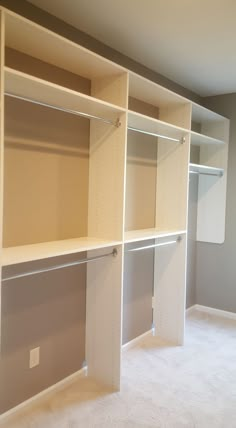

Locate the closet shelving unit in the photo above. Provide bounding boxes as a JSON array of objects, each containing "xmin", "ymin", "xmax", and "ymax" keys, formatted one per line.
[
  {"xmin": 0, "ymin": 6, "xmax": 230, "ymax": 409},
  {"xmin": 125, "ymin": 71, "xmax": 191, "ymax": 345},
  {"xmin": 0, "ymin": 8, "xmax": 129, "ymax": 391},
  {"xmin": 190, "ymin": 103, "xmax": 229, "ymax": 243}
]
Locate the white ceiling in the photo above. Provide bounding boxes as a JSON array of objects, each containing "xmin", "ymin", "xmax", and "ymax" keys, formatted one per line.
[{"xmin": 28, "ymin": 0, "xmax": 236, "ymax": 96}]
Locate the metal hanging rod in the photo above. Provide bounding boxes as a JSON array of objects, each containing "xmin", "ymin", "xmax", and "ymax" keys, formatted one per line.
[
  {"xmin": 127, "ymin": 237, "xmax": 181, "ymax": 253},
  {"xmin": 2, "ymin": 248, "xmax": 118, "ymax": 282},
  {"xmin": 189, "ymin": 170, "xmax": 223, "ymax": 177},
  {"xmin": 5, "ymin": 93, "xmax": 121, "ymax": 128},
  {"xmin": 128, "ymin": 126, "xmax": 185, "ymax": 144}
]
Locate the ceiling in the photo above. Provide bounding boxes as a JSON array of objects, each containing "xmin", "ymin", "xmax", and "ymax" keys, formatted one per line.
[{"xmin": 28, "ymin": 0, "xmax": 236, "ymax": 97}]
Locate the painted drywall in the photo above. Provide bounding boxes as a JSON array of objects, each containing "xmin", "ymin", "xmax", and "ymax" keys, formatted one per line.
[
  {"xmin": 186, "ymin": 146, "xmax": 200, "ymax": 308},
  {"xmin": 0, "ymin": 254, "xmax": 86, "ymax": 413},
  {"xmin": 123, "ymin": 241, "xmax": 154, "ymax": 345},
  {"xmin": 195, "ymin": 94, "xmax": 236, "ymax": 312},
  {"xmin": 186, "ymin": 175, "xmax": 198, "ymax": 308}
]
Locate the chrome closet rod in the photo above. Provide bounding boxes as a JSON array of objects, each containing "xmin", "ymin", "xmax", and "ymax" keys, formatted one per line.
[
  {"xmin": 5, "ymin": 92, "xmax": 121, "ymax": 128},
  {"xmin": 2, "ymin": 248, "xmax": 118, "ymax": 282},
  {"xmin": 128, "ymin": 126, "xmax": 185, "ymax": 144},
  {"xmin": 127, "ymin": 237, "xmax": 181, "ymax": 253},
  {"xmin": 189, "ymin": 170, "xmax": 223, "ymax": 177}
]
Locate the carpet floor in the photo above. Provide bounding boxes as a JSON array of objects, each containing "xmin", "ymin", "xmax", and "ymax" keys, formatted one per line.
[{"xmin": 1, "ymin": 309, "xmax": 236, "ymax": 428}]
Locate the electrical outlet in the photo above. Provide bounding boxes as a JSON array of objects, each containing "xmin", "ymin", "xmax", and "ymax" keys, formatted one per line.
[{"xmin": 29, "ymin": 347, "xmax": 40, "ymax": 369}]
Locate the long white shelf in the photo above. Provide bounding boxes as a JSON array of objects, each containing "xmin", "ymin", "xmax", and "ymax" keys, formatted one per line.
[
  {"xmin": 191, "ymin": 131, "xmax": 225, "ymax": 146},
  {"xmin": 124, "ymin": 228, "xmax": 186, "ymax": 244},
  {"xmin": 192, "ymin": 102, "xmax": 228, "ymax": 123},
  {"xmin": 189, "ymin": 163, "xmax": 224, "ymax": 177},
  {"xmin": 129, "ymin": 71, "xmax": 188, "ymax": 108},
  {"xmin": 5, "ymin": 9, "xmax": 125, "ymax": 80},
  {"xmin": 5, "ymin": 67, "xmax": 125, "ymax": 125},
  {"xmin": 2, "ymin": 237, "xmax": 122, "ymax": 266},
  {"xmin": 128, "ymin": 110, "xmax": 188, "ymax": 142}
]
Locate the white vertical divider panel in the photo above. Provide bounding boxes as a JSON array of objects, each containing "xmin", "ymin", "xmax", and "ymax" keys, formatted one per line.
[
  {"xmin": 153, "ymin": 102, "xmax": 190, "ymax": 345},
  {"xmin": 86, "ymin": 245, "xmax": 123, "ymax": 389},
  {"xmin": 0, "ymin": 10, "xmax": 5, "ymax": 349},
  {"xmin": 153, "ymin": 234, "xmax": 187, "ymax": 344},
  {"xmin": 87, "ymin": 75, "xmax": 128, "ymax": 389},
  {"xmin": 155, "ymin": 133, "xmax": 190, "ymax": 232},
  {"xmin": 88, "ymin": 110, "xmax": 127, "ymax": 242},
  {"xmin": 197, "ymin": 119, "xmax": 229, "ymax": 243},
  {"xmin": 91, "ymin": 72, "xmax": 128, "ymax": 108}
]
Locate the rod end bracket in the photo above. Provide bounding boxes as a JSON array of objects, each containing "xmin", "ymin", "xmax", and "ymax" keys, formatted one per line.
[
  {"xmin": 112, "ymin": 248, "xmax": 118, "ymax": 257},
  {"xmin": 115, "ymin": 118, "xmax": 121, "ymax": 128}
]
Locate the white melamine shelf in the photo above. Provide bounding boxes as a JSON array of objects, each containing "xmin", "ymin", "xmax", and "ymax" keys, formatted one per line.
[
  {"xmin": 191, "ymin": 102, "xmax": 227, "ymax": 123},
  {"xmin": 189, "ymin": 163, "xmax": 224, "ymax": 177},
  {"xmin": 129, "ymin": 71, "xmax": 188, "ymax": 108},
  {"xmin": 124, "ymin": 228, "xmax": 186, "ymax": 244},
  {"xmin": 128, "ymin": 110, "xmax": 188, "ymax": 141},
  {"xmin": 5, "ymin": 67, "xmax": 125, "ymax": 123},
  {"xmin": 2, "ymin": 238, "xmax": 122, "ymax": 266},
  {"xmin": 191, "ymin": 131, "xmax": 225, "ymax": 146},
  {"xmin": 4, "ymin": 9, "xmax": 125, "ymax": 80}
]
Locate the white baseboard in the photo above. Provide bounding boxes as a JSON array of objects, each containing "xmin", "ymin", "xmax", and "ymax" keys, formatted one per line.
[
  {"xmin": 122, "ymin": 329, "xmax": 153, "ymax": 352},
  {"xmin": 0, "ymin": 366, "xmax": 87, "ymax": 421},
  {"xmin": 186, "ymin": 304, "xmax": 198, "ymax": 315},
  {"xmin": 194, "ymin": 304, "xmax": 236, "ymax": 320}
]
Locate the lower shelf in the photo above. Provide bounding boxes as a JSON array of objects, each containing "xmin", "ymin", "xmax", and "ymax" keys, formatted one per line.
[
  {"xmin": 124, "ymin": 228, "xmax": 186, "ymax": 244},
  {"xmin": 189, "ymin": 163, "xmax": 224, "ymax": 177},
  {"xmin": 2, "ymin": 237, "xmax": 122, "ymax": 266}
]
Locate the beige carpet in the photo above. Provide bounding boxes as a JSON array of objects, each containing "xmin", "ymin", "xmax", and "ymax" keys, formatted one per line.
[{"xmin": 1, "ymin": 309, "xmax": 236, "ymax": 428}]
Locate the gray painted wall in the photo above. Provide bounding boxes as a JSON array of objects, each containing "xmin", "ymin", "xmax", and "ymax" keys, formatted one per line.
[
  {"xmin": 186, "ymin": 175, "xmax": 198, "ymax": 308},
  {"xmin": 123, "ymin": 242, "xmax": 154, "ymax": 345},
  {"xmin": 186, "ymin": 146, "xmax": 200, "ymax": 308},
  {"xmin": 196, "ymin": 94, "xmax": 236, "ymax": 312},
  {"xmin": 1, "ymin": 254, "xmax": 87, "ymax": 413}
]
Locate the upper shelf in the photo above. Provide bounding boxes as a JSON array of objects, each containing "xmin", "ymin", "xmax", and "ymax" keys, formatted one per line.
[
  {"xmin": 2, "ymin": 237, "xmax": 122, "ymax": 266},
  {"xmin": 124, "ymin": 228, "xmax": 187, "ymax": 244},
  {"xmin": 3, "ymin": 9, "xmax": 229, "ymax": 133},
  {"xmin": 191, "ymin": 103, "xmax": 227, "ymax": 123},
  {"xmin": 191, "ymin": 102, "xmax": 229, "ymax": 142},
  {"xmin": 129, "ymin": 72, "xmax": 188, "ymax": 108},
  {"xmin": 5, "ymin": 67, "xmax": 125, "ymax": 125},
  {"xmin": 128, "ymin": 72, "xmax": 191, "ymax": 129},
  {"xmin": 4, "ymin": 9, "xmax": 125, "ymax": 80},
  {"xmin": 190, "ymin": 131, "xmax": 225, "ymax": 146},
  {"xmin": 128, "ymin": 111, "xmax": 188, "ymax": 143}
]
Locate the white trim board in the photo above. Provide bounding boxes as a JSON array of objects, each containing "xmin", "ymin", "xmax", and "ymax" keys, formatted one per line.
[
  {"xmin": 122, "ymin": 330, "xmax": 153, "ymax": 352},
  {"xmin": 185, "ymin": 305, "xmax": 197, "ymax": 315},
  {"xmin": 186, "ymin": 304, "xmax": 236, "ymax": 320},
  {"xmin": 0, "ymin": 367, "xmax": 87, "ymax": 421},
  {"xmin": 186, "ymin": 304, "xmax": 236, "ymax": 321},
  {"xmin": 194, "ymin": 304, "xmax": 236, "ymax": 320}
]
